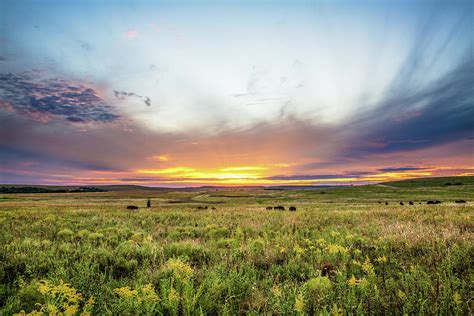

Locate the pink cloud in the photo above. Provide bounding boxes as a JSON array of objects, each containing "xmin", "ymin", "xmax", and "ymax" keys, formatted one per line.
[{"xmin": 123, "ymin": 29, "xmax": 138, "ymax": 39}]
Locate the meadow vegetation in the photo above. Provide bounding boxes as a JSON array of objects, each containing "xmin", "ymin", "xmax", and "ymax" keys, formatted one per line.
[{"xmin": 1, "ymin": 177, "xmax": 473, "ymax": 315}]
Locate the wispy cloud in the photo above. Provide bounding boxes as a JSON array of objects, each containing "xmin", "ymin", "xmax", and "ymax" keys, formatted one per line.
[{"xmin": 114, "ymin": 90, "xmax": 151, "ymax": 106}]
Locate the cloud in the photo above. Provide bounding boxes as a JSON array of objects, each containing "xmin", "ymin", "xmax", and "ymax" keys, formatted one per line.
[
  {"xmin": 265, "ymin": 172, "xmax": 372, "ymax": 181},
  {"xmin": 124, "ymin": 29, "xmax": 138, "ymax": 39},
  {"xmin": 0, "ymin": 72, "xmax": 120, "ymax": 123},
  {"xmin": 114, "ymin": 90, "xmax": 152, "ymax": 106},
  {"xmin": 344, "ymin": 59, "xmax": 474, "ymax": 157},
  {"xmin": 0, "ymin": 145, "xmax": 123, "ymax": 173},
  {"xmin": 378, "ymin": 167, "xmax": 428, "ymax": 172}
]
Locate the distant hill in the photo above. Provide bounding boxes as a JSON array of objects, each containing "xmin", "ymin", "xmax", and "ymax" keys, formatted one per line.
[
  {"xmin": 382, "ymin": 176, "xmax": 474, "ymax": 188},
  {"xmin": 1, "ymin": 176, "xmax": 472, "ymax": 193},
  {"xmin": 0, "ymin": 186, "xmax": 107, "ymax": 194}
]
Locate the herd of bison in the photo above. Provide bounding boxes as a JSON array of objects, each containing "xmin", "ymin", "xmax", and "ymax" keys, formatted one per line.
[{"xmin": 125, "ymin": 198, "xmax": 467, "ymax": 211}]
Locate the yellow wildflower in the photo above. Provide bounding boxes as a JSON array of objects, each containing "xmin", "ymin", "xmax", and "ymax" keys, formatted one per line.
[
  {"xmin": 362, "ymin": 257, "xmax": 375, "ymax": 276},
  {"xmin": 326, "ymin": 244, "xmax": 349, "ymax": 255},
  {"xmin": 453, "ymin": 291, "xmax": 461, "ymax": 306},
  {"xmin": 294, "ymin": 292, "xmax": 305, "ymax": 313},
  {"xmin": 293, "ymin": 245, "xmax": 305, "ymax": 255},
  {"xmin": 376, "ymin": 256, "xmax": 387, "ymax": 264},
  {"xmin": 113, "ymin": 286, "xmax": 138, "ymax": 298},
  {"xmin": 168, "ymin": 287, "xmax": 180, "ymax": 304},
  {"xmin": 397, "ymin": 289, "xmax": 407, "ymax": 301},
  {"xmin": 140, "ymin": 284, "xmax": 159, "ymax": 302},
  {"xmin": 347, "ymin": 275, "xmax": 360, "ymax": 287},
  {"xmin": 331, "ymin": 303, "xmax": 344, "ymax": 316},
  {"xmin": 272, "ymin": 285, "xmax": 282, "ymax": 298},
  {"xmin": 163, "ymin": 258, "xmax": 193, "ymax": 280}
]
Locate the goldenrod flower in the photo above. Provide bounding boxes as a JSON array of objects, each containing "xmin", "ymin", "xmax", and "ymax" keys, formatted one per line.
[
  {"xmin": 347, "ymin": 275, "xmax": 360, "ymax": 287},
  {"xmin": 294, "ymin": 293, "xmax": 305, "ymax": 313},
  {"xmin": 362, "ymin": 257, "xmax": 375, "ymax": 276},
  {"xmin": 376, "ymin": 256, "xmax": 387, "ymax": 264}
]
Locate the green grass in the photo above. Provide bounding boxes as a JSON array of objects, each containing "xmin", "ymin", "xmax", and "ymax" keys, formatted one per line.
[{"xmin": 1, "ymin": 177, "xmax": 473, "ymax": 315}]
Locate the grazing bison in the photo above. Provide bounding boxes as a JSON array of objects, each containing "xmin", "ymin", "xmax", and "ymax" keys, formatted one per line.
[
  {"xmin": 321, "ymin": 262, "xmax": 337, "ymax": 279},
  {"xmin": 147, "ymin": 199, "xmax": 151, "ymax": 208},
  {"xmin": 197, "ymin": 206, "xmax": 208, "ymax": 210},
  {"xmin": 265, "ymin": 206, "xmax": 273, "ymax": 210},
  {"xmin": 408, "ymin": 201, "xmax": 414, "ymax": 205},
  {"xmin": 126, "ymin": 205, "xmax": 139, "ymax": 210},
  {"xmin": 274, "ymin": 206, "xmax": 285, "ymax": 211},
  {"xmin": 211, "ymin": 207, "xmax": 216, "ymax": 210},
  {"xmin": 400, "ymin": 201, "xmax": 404, "ymax": 205},
  {"xmin": 455, "ymin": 200, "xmax": 466, "ymax": 204},
  {"xmin": 427, "ymin": 200, "xmax": 441, "ymax": 205},
  {"xmin": 385, "ymin": 202, "xmax": 389, "ymax": 205},
  {"xmin": 289, "ymin": 206, "xmax": 297, "ymax": 212}
]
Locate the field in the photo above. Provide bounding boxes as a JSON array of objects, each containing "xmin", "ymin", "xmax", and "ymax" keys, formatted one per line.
[{"xmin": 1, "ymin": 177, "xmax": 473, "ymax": 315}]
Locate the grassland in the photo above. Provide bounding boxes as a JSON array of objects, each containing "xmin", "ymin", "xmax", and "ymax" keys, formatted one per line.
[{"xmin": 1, "ymin": 176, "xmax": 473, "ymax": 315}]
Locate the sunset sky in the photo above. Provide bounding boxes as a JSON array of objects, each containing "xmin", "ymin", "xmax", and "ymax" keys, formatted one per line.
[{"xmin": 0, "ymin": 0, "xmax": 473, "ymax": 187}]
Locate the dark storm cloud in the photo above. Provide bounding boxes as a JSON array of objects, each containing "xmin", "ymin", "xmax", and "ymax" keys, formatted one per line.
[
  {"xmin": 345, "ymin": 59, "xmax": 474, "ymax": 157},
  {"xmin": 0, "ymin": 72, "xmax": 120, "ymax": 123},
  {"xmin": 114, "ymin": 90, "xmax": 152, "ymax": 106}
]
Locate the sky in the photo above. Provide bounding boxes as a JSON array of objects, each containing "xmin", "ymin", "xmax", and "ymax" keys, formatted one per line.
[{"xmin": 0, "ymin": 0, "xmax": 473, "ymax": 187}]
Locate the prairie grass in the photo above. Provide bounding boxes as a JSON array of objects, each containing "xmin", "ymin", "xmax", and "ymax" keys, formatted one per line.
[{"xmin": 1, "ymin": 178, "xmax": 473, "ymax": 314}]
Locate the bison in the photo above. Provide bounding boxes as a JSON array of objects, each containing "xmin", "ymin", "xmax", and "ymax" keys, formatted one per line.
[
  {"xmin": 385, "ymin": 202, "xmax": 389, "ymax": 205},
  {"xmin": 400, "ymin": 201, "xmax": 404, "ymax": 205},
  {"xmin": 126, "ymin": 205, "xmax": 139, "ymax": 210},
  {"xmin": 265, "ymin": 206, "xmax": 273, "ymax": 210},
  {"xmin": 289, "ymin": 206, "xmax": 297, "ymax": 212},
  {"xmin": 408, "ymin": 201, "xmax": 414, "ymax": 205},
  {"xmin": 197, "ymin": 206, "xmax": 208, "ymax": 210},
  {"xmin": 455, "ymin": 200, "xmax": 466, "ymax": 204},
  {"xmin": 427, "ymin": 200, "xmax": 441, "ymax": 205},
  {"xmin": 274, "ymin": 206, "xmax": 285, "ymax": 211},
  {"xmin": 321, "ymin": 262, "xmax": 337, "ymax": 279}
]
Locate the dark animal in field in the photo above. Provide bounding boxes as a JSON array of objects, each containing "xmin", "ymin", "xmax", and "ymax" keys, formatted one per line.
[
  {"xmin": 274, "ymin": 206, "xmax": 285, "ymax": 211},
  {"xmin": 455, "ymin": 200, "xmax": 466, "ymax": 204},
  {"xmin": 126, "ymin": 205, "xmax": 139, "ymax": 210},
  {"xmin": 147, "ymin": 199, "xmax": 151, "ymax": 208},
  {"xmin": 320, "ymin": 191, "xmax": 326, "ymax": 194},
  {"xmin": 408, "ymin": 201, "xmax": 414, "ymax": 205},
  {"xmin": 266, "ymin": 206, "xmax": 273, "ymax": 210},
  {"xmin": 211, "ymin": 207, "xmax": 216, "ymax": 210},
  {"xmin": 289, "ymin": 206, "xmax": 296, "ymax": 212},
  {"xmin": 321, "ymin": 262, "xmax": 337, "ymax": 279},
  {"xmin": 385, "ymin": 202, "xmax": 389, "ymax": 205},
  {"xmin": 400, "ymin": 201, "xmax": 404, "ymax": 205},
  {"xmin": 427, "ymin": 200, "xmax": 441, "ymax": 205},
  {"xmin": 197, "ymin": 206, "xmax": 208, "ymax": 210},
  {"xmin": 378, "ymin": 201, "xmax": 382, "ymax": 204}
]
